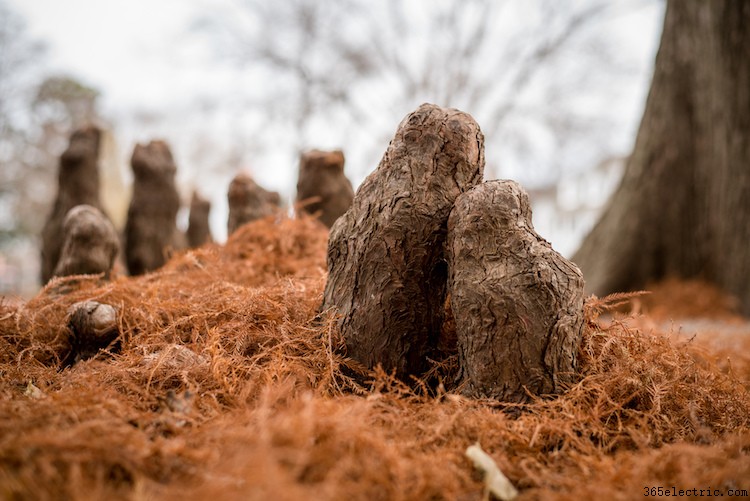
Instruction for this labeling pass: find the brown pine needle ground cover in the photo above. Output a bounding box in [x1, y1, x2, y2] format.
[1, 216, 749, 500]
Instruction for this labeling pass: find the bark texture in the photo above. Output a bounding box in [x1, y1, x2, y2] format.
[186, 191, 213, 248]
[124, 141, 182, 276]
[227, 174, 281, 235]
[52, 205, 119, 279]
[573, 1, 750, 315]
[447, 180, 585, 402]
[296, 150, 354, 228]
[65, 301, 119, 365]
[322, 103, 484, 379]
[40, 126, 104, 283]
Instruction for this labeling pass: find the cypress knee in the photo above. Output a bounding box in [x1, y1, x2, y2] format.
[40, 126, 104, 283]
[52, 205, 119, 279]
[295, 150, 354, 228]
[65, 301, 119, 365]
[322, 103, 484, 379]
[227, 174, 281, 235]
[187, 191, 213, 247]
[447, 180, 585, 402]
[124, 141, 182, 275]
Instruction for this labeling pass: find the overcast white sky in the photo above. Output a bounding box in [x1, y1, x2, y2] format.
[11, 0, 203, 109]
[9, 0, 264, 241]
[6, 0, 665, 248]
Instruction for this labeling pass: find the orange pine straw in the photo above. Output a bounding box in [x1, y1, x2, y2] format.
[1, 215, 748, 499]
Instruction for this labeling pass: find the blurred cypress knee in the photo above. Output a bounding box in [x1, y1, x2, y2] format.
[322, 104, 484, 379]
[52, 205, 119, 279]
[227, 174, 281, 236]
[295, 150, 354, 228]
[124, 141, 182, 275]
[446, 180, 585, 402]
[40, 126, 104, 283]
[65, 300, 119, 365]
[186, 191, 213, 247]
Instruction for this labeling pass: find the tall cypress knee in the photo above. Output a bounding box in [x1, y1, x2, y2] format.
[40, 126, 104, 283]
[322, 103, 484, 379]
[187, 191, 213, 248]
[124, 141, 182, 275]
[447, 180, 585, 402]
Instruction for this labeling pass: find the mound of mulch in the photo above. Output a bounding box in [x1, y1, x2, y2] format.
[606, 279, 750, 388]
[1, 216, 749, 500]
[624, 278, 743, 321]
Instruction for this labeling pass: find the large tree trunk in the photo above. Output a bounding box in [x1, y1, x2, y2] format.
[574, 1, 750, 315]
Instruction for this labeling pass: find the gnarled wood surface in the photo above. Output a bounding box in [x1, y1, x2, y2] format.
[447, 180, 585, 401]
[322, 103, 484, 379]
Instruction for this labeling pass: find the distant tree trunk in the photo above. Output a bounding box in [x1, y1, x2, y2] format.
[573, 1, 750, 315]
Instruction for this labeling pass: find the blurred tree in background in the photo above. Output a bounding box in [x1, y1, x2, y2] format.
[1, 73, 102, 238]
[0, 0, 46, 242]
[0, 1, 105, 293]
[0, 6, 102, 242]
[34, 75, 100, 148]
[575, 0, 750, 314]
[1, 0, 662, 295]
[195, 0, 645, 185]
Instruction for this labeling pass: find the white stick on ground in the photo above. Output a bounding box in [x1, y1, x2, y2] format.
[465, 443, 518, 501]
